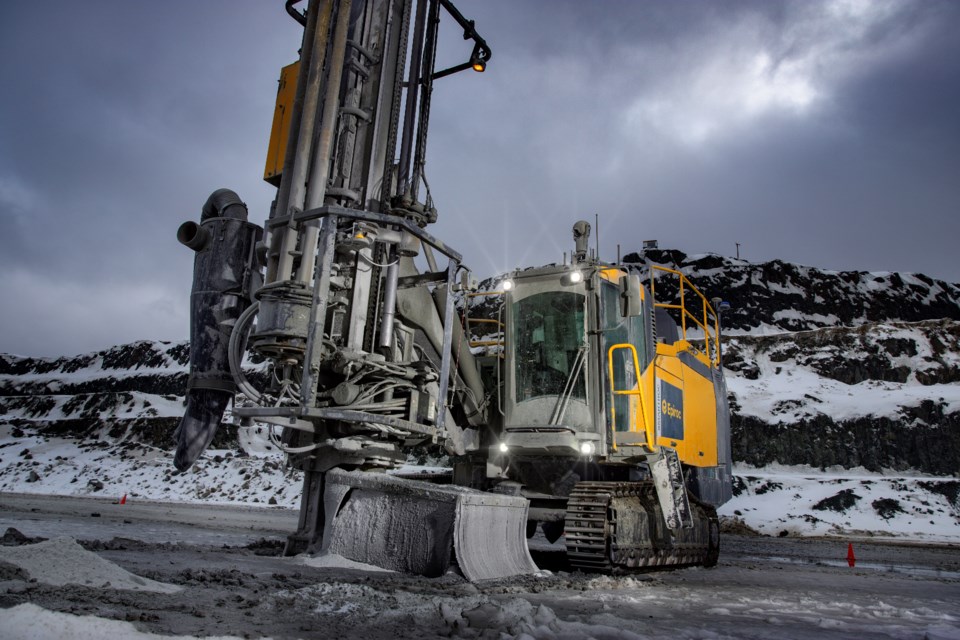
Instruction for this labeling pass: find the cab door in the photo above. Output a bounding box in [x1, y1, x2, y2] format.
[599, 279, 652, 449]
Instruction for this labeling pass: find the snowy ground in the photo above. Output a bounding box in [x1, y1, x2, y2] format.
[1, 495, 959, 640]
[1, 418, 958, 639]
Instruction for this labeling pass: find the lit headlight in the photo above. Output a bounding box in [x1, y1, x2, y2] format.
[579, 441, 596, 455]
[501, 279, 514, 291]
[568, 271, 583, 283]
[498, 442, 509, 453]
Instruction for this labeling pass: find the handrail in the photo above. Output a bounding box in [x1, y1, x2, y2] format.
[607, 343, 652, 450]
[465, 290, 505, 349]
[647, 266, 721, 368]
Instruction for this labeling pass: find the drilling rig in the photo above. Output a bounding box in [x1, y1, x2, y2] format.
[175, 0, 732, 581]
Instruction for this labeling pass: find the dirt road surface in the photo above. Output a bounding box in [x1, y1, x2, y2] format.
[1, 492, 958, 639]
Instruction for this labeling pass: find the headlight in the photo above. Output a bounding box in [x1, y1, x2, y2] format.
[568, 271, 583, 283]
[501, 279, 514, 291]
[498, 442, 509, 453]
[579, 441, 596, 455]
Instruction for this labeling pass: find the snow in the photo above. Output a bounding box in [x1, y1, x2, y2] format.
[0, 425, 303, 508]
[722, 322, 796, 337]
[720, 469, 960, 542]
[728, 365, 960, 423]
[1, 604, 247, 640]
[294, 552, 392, 572]
[765, 280, 806, 296]
[0, 537, 181, 592]
[724, 321, 960, 423]
[0, 391, 183, 423]
[771, 309, 840, 326]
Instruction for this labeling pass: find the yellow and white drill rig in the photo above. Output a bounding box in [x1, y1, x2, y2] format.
[175, 0, 731, 581]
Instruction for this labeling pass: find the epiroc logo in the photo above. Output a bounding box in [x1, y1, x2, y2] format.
[657, 380, 684, 440]
[661, 399, 682, 420]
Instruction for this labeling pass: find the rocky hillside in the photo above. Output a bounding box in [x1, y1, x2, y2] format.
[0, 341, 194, 451]
[725, 319, 960, 474]
[624, 249, 960, 334]
[2, 253, 959, 478]
[636, 251, 960, 475]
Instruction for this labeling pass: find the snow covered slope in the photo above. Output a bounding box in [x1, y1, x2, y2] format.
[725, 319, 960, 474]
[0, 341, 293, 504]
[0, 341, 191, 450]
[724, 467, 959, 542]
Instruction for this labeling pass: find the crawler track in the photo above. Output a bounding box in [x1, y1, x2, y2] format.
[565, 481, 719, 572]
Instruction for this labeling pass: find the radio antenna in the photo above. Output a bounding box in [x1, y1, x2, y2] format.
[594, 213, 599, 262]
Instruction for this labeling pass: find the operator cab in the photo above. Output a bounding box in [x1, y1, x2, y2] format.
[499, 264, 596, 456]
[495, 261, 652, 460]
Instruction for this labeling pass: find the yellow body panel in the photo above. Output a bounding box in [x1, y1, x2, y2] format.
[651, 343, 719, 467]
[608, 339, 720, 467]
[604, 269, 720, 467]
[263, 61, 300, 186]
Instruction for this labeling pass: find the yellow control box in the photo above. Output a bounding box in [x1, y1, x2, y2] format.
[263, 61, 300, 186]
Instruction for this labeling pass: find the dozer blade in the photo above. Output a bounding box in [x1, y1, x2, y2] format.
[321, 469, 538, 581]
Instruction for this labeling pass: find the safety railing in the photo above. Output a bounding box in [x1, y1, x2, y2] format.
[464, 291, 504, 350]
[647, 265, 721, 368]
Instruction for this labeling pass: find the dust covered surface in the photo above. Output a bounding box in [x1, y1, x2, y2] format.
[0, 531, 958, 639]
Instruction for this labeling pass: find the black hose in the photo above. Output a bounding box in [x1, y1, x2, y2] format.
[286, 0, 307, 26]
[200, 188, 248, 222]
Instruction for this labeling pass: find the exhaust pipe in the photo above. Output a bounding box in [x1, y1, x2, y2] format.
[174, 189, 262, 471]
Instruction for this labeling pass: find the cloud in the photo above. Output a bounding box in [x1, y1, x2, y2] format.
[0, 269, 187, 358]
[1, 0, 959, 356]
[620, 0, 936, 148]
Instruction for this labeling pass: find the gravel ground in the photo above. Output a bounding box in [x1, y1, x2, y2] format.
[1, 493, 959, 639]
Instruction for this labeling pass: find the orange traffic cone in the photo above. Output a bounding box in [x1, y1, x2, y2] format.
[847, 543, 855, 567]
[119, 494, 127, 505]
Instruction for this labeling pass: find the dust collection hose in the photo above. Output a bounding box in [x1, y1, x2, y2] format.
[174, 189, 262, 471]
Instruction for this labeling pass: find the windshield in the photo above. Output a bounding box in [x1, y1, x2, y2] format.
[512, 291, 586, 403]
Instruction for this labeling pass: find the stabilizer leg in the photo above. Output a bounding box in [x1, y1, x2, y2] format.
[284, 460, 325, 556]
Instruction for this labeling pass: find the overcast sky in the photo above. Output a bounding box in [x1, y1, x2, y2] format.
[1, 0, 958, 357]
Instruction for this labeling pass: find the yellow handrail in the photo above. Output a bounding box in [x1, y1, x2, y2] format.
[607, 343, 652, 450]
[464, 291, 505, 349]
[648, 266, 721, 367]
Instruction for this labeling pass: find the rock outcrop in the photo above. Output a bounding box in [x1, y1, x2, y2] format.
[2, 252, 959, 476]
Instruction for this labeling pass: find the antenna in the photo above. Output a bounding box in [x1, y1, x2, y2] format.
[594, 213, 599, 262]
[736, 242, 741, 260]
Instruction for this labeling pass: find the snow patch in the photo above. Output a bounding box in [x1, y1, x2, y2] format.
[0, 537, 181, 592]
[0, 604, 245, 640]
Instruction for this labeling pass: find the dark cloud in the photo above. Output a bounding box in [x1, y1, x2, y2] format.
[429, 0, 960, 276]
[1, 0, 958, 356]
